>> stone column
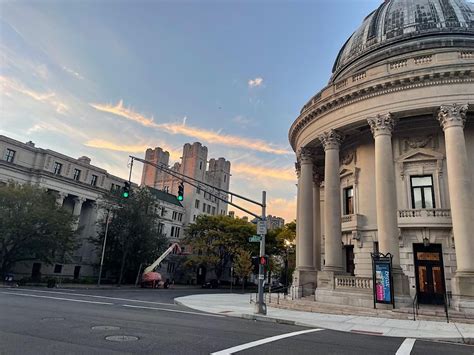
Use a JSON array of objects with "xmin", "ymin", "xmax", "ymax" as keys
[
  {"xmin": 436, "ymin": 104, "xmax": 474, "ymax": 312},
  {"xmin": 313, "ymin": 171, "xmax": 322, "ymax": 271},
  {"xmin": 72, "ymin": 197, "xmax": 86, "ymax": 230},
  {"xmin": 368, "ymin": 114, "xmax": 409, "ymax": 299},
  {"xmin": 295, "ymin": 162, "xmax": 301, "ymax": 269},
  {"xmin": 56, "ymin": 192, "xmax": 67, "ymax": 207},
  {"xmin": 293, "ymin": 148, "xmax": 317, "ymax": 295},
  {"xmin": 319, "ymin": 130, "xmax": 344, "ymax": 273}
]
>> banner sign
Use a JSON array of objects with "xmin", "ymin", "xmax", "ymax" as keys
[{"xmin": 371, "ymin": 253, "xmax": 395, "ymax": 308}]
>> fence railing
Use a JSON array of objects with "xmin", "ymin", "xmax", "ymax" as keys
[{"xmin": 398, "ymin": 209, "xmax": 451, "ymax": 218}]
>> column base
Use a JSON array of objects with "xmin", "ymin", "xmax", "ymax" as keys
[
  {"xmin": 291, "ymin": 268, "xmax": 317, "ymax": 299},
  {"xmin": 451, "ymin": 271, "xmax": 474, "ymax": 315},
  {"xmin": 392, "ymin": 267, "xmax": 410, "ymax": 297}
]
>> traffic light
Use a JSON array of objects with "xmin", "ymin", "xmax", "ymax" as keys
[
  {"xmin": 122, "ymin": 181, "xmax": 131, "ymax": 198},
  {"xmin": 251, "ymin": 256, "xmax": 259, "ymax": 274},
  {"xmin": 260, "ymin": 255, "xmax": 269, "ymax": 267},
  {"xmin": 177, "ymin": 182, "xmax": 184, "ymax": 201}
]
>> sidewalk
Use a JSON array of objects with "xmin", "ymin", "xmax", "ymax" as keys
[{"xmin": 175, "ymin": 293, "xmax": 474, "ymax": 344}]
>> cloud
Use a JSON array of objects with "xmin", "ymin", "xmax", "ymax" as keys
[
  {"xmin": 1, "ymin": 76, "xmax": 69, "ymax": 114},
  {"xmin": 248, "ymin": 77, "xmax": 263, "ymax": 88},
  {"xmin": 84, "ymin": 139, "xmax": 182, "ymax": 161},
  {"xmin": 62, "ymin": 66, "xmax": 84, "ymax": 80},
  {"xmin": 90, "ymin": 100, "xmax": 291, "ymax": 155},
  {"xmin": 232, "ymin": 163, "xmax": 295, "ymax": 182},
  {"xmin": 232, "ymin": 115, "xmax": 255, "ymax": 128}
]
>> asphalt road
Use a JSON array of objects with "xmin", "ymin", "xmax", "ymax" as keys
[{"xmin": 0, "ymin": 287, "xmax": 472, "ymax": 355}]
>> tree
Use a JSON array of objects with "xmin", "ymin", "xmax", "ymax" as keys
[
  {"xmin": 233, "ymin": 249, "xmax": 253, "ymax": 291},
  {"xmin": 184, "ymin": 215, "xmax": 256, "ymax": 282},
  {"xmin": 91, "ymin": 187, "xmax": 167, "ymax": 284},
  {"xmin": 0, "ymin": 183, "xmax": 77, "ymax": 276}
]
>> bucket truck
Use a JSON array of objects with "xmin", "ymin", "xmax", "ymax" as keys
[{"xmin": 141, "ymin": 243, "xmax": 181, "ymax": 288}]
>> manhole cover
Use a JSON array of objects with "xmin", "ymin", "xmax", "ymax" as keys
[
  {"xmin": 92, "ymin": 325, "xmax": 121, "ymax": 331},
  {"xmin": 41, "ymin": 317, "xmax": 65, "ymax": 321},
  {"xmin": 105, "ymin": 335, "xmax": 139, "ymax": 342}
]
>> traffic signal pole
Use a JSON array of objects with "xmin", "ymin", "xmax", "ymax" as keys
[{"xmin": 256, "ymin": 191, "xmax": 267, "ymax": 315}]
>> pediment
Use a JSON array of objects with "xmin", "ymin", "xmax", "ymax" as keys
[{"xmin": 397, "ymin": 148, "xmax": 444, "ymax": 163}]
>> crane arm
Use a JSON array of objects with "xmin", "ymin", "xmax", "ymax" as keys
[{"xmin": 143, "ymin": 243, "xmax": 181, "ymax": 274}]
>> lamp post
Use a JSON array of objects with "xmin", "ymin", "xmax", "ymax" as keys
[
  {"xmin": 98, "ymin": 209, "xmax": 112, "ymax": 287},
  {"xmin": 284, "ymin": 239, "xmax": 292, "ymax": 294}
]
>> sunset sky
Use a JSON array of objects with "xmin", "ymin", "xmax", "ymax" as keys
[{"xmin": 1, "ymin": 0, "xmax": 385, "ymax": 221}]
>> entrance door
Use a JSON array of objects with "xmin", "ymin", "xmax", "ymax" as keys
[
  {"xmin": 31, "ymin": 263, "xmax": 42, "ymax": 281},
  {"xmin": 345, "ymin": 246, "xmax": 355, "ymax": 276},
  {"xmin": 413, "ymin": 244, "xmax": 446, "ymax": 305},
  {"xmin": 196, "ymin": 265, "xmax": 206, "ymax": 285}
]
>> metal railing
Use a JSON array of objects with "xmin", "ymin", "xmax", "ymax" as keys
[
  {"xmin": 443, "ymin": 293, "xmax": 449, "ymax": 323},
  {"xmin": 412, "ymin": 293, "xmax": 419, "ymax": 321}
]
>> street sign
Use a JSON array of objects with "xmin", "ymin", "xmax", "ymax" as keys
[
  {"xmin": 249, "ymin": 235, "xmax": 262, "ymax": 243},
  {"xmin": 257, "ymin": 220, "xmax": 267, "ymax": 235},
  {"xmin": 258, "ymin": 274, "xmax": 264, "ymax": 280}
]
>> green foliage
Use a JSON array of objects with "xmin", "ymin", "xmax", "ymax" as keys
[
  {"xmin": 0, "ymin": 183, "xmax": 78, "ymax": 276},
  {"xmin": 184, "ymin": 215, "xmax": 256, "ymax": 281},
  {"xmin": 233, "ymin": 249, "xmax": 253, "ymax": 284},
  {"xmin": 90, "ymin": 187, "xmax": 167, "ymax": 284}
]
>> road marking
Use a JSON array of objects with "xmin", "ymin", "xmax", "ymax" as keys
[
  {"xmin": 395, "ymin": 338, "xmax": 416, "ymax": 355},
  {"xmin": 1, "ymin": 292, "xmax": 114, "ymax": 305},
  {"xmin": 122, "ymin": 304, "xmax": 225, "ymax": 318},
  {"xmin": 16, "ymin": 288, "xmax": 175, "ymax": 306},
  {"xmin": 211, "ymin": 328, "xmax": 323, "ymax": 354}
]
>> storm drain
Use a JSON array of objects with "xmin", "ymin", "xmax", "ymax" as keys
[
  {"xmin": 41, "ymin": 317, "xmax": 65, "ymax": 321},
  {"xmin": 91, "ymin": 325, "xmax": 120, "ymax": 331},
  {"xmin": 105, "ymin": 335, "xmax": 139, "ymax": 342}
]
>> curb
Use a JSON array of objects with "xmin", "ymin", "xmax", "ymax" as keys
[{"xmin": 174, "ymin": 299, "xmax": 473, "ymax": 345}]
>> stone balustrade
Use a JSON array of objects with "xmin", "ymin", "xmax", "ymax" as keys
[
  {"xmin": 398, "ymin": 209, "xmax": 452, "ymax": 228},
  {"xmin": 335, "ymin": 276, "xmax": 373, "ymax": 290},
  {"xmin": 341, "ymin": 213, "xmax": 363, "ymax": 232}
]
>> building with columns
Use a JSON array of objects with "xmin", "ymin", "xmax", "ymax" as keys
[
  {"xmin": 0, "ymin": 135, "xmax": 186, "ymax": 281},
  {"xmin": 289, "ymin": 0, "xmax": 474, "ymax": 314}
]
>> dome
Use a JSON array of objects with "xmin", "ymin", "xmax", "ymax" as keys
[{"xmin": 331, "ymin": 0, "xmax": 474, "ymax": 81}]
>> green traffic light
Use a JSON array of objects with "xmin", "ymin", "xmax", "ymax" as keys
[
  {"xmin": 177, "ymin": 195, "xmax": 183, "ymax": 201},
  {"xmin": 122, "ymin": 192, "xmax": 129, "ymax": 198}
]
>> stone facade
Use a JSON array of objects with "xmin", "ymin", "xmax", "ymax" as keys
[
  {"xmin": 141, "ymin": 142, "xmax": 231, "ymax": 225},
  {"xmin": 0, "ymin": 135, "xmax": 186, "ymax": 281},
  {"xmin": 289, "ymin": 0, "xmax": 474, "ymax": 313}
]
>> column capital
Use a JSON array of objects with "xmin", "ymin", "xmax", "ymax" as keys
[
  {"xmin": 73, "ymin": 196, "xmax": 87, "ymax": 204},
  {"xmin": 312, "ymin": 166, "xmax": 323, "ymax": 184},
  {"xmin": 297, "ymin": 146, "xmax": 315, "ymax": 164},
  {"xmin": 318, "ymin": 129, "xmax": 343, "ymax": 151},
  {"xmin": 436, "ymin": 103, "xmax": 468, "ymax": 130},
  {"xmin": 367, "ymin": 113, "xmax": 397, "ymax": 137},
  {"xmin": 295, "ymin": 161, "xmax": 301, "ymax": 178}
]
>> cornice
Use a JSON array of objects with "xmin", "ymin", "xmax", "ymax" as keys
[{"xmin": 289, "ymin": 70, "xmax": 474, "ymax": 150}]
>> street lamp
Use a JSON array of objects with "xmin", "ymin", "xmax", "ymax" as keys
[
  {"xmin": 284, "ymin": 239, "xmax": 293, "ymax": 294},
  {"xmin": 98, "ymin": 209, "xmax": 113, "ymax": 287}
]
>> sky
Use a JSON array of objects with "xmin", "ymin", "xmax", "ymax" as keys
[{"xmin": 0, "ymin": 0, "xmax": 385, "ymax": 221}]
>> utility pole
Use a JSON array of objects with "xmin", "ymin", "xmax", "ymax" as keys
[{"xmin": 256, "ymin": 191, "xmax": 267, "ymax": 315}]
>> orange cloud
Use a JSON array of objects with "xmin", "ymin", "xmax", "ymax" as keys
[
  {"xmin": 232, "ymin": 163, "xmax": 296, "ymax": 182},
  {"xmin": 84, "ymin": 139, "xmax": 182, "ymax": 161},
  {"xmin": 90, "ymin": 100, "xmax": 291, "ymax": 155}
]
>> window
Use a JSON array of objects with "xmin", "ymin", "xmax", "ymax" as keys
[
  {"xmin": 53, "ymin": 162, "xmax": 62, "ymax": 175},
  {"xmin": 171, "ymin": 226, "xmax": 175, "ymax": 237},
  {"xmin": 207, "ymin": 205, "xmax": 211, "ymax": 213},
  {"xmin": 161, "ymin": 207, "xmax": 166, "ymax": 216},
  {"xmin": 224, "ymin": 174, "xmax": 226, "ymax": 182},
  {"xmin": 54, "ymin": 264, "xmax": 63, "ymax": 274},
  {"xmin": 175, "ymin": 227, "xmax": 180, "ymax": 238},
  {"xmin": 212, "ymin": 207, "xmax": 216, "ymax": 215},
  {"xmin": 73, "ymin": 168, "xmax": 81, "ymax": 181},
  {"xmin": 167, "ymin": 262, "xmax": 175, "ymax": 273},
  {"xmin": 203, "ymin": 203, "xmax": 206, "ymax": 212},
  {"xmin": 195, "ymin": 199, "xmax": 200, "ymax": 209},
  {"xmin": 343, "ymin": 187, "xmax": 354, "ymax": 215},
  {"xmin": 158, "ymin": 223, "xmax": 164, "ymax": 234},
  {"xmin": 5, "ymin": 148, "xmax": 15, "ymax": 163},
  {"xmin": 193, "ymin": 215, "xmax": 196, "ymax": 221},
  {"xmin": 178, "ymin": 213, "xmax": 183, "ymax": 222},
  {"xmin": 197, "ymin": 188, "xmax": 201, "ymax": 194},
  {"xmin": 91, "ymin": 174, "xmax": 98, "ymax": 186},
  {"xmin": 410, "ymin": 175, "xmax": 435, "ymax": 209},
  {"xmin": 199, "ymin": 161, "xmax": 203, "ymax": 170},
  {"xmin": 172, "ymin": 211, "xmax": 177, "ymax": 220}
]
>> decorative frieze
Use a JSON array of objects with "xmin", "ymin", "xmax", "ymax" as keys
[
  {"xmin": 389, "ymin": 59, "xmax": 407, "ymax": 69},
  {"xmin": 352, "ymin": 71, "xmax": 366, "ymax": 82},
  {"xmin": 367, "ymin": 113, "xmax": 398, "ymax": 137},
  {"xmin": 340, "ymin": 150, "xmax": 355, "ymax": 165},
  {"xmin": 414, "ymin": 55, "xmax": 432, "ymax": 65},
  {"xmin": 404, "ymin": 135, "xmax": 432, "ymax": 150},
  {"xmin": 318, "ymin": 129, "xmax": 344, "ymax": 151},
  {"xmin": 436, "ymin": 103, "xmax": 469, "ymax": 130},
  {"xmin": 335, "ymin": 79, "xmax": 348, "ymax": 90}
]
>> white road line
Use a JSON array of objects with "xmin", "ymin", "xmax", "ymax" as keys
[
  {"xmin": 211, "ymin": 328, "xmax": 324, "ymax": 354},
  {"xmin": 122, "ymin": 304, "xmax": 225, "ymax": 318},
  {"xmin": 16, "ymin": 288, "xmax": 175, "ymax": 306},
  {"xmin": 1, "ymin": 292, "xmax": 114, "ymax": 305},
  {"xmin": 395, "ymin": 338, "xmax": 416, "ymax": 355}
]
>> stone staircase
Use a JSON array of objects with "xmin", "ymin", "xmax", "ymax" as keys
[{"xmin": 264, "ymin": 294, "xmax": 474, "ymax": 324}]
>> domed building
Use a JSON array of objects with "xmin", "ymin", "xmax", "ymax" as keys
[{"xmin": 289, "ymin": 0, "xmax": 474, "ymax": 313}]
